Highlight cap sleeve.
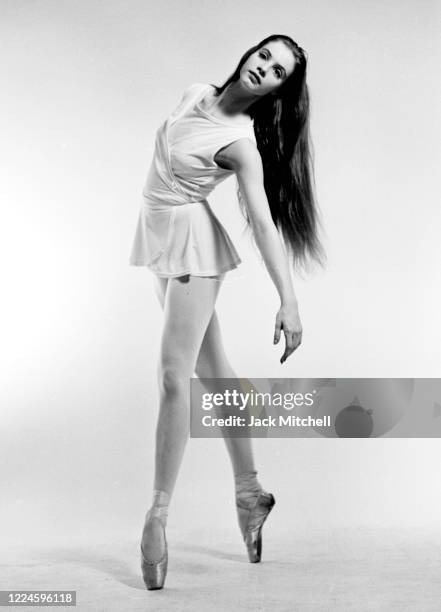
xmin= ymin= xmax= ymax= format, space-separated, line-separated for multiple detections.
xmin=179 ymin=82 xmax=208 ymax=103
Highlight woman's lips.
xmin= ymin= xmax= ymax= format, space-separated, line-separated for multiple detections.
xmin=249 ymin=70 xmax=260 ymax=84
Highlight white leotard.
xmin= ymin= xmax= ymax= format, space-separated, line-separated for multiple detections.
xmin=129 ymin=82 xmax=255 ymax=277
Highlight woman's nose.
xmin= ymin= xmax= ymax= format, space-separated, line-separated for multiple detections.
xmin=257 ymin=66 xmax=265 ymax=78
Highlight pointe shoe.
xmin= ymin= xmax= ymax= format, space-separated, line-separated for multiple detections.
xmin=236 ymin=490 xmax=275 ymax=563
xmin=140 ymin=515 xmax=168 ymax=590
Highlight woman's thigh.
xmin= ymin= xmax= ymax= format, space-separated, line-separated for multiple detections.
xmin=154 ymin=276 xmax=169 ymax=310
xmin=157 ymin=274 xmax=223 ymax=378
xmin=153 ymin=273 xmax=225 ymax=310
xmin=195 ymin=310 xmax=229 ymax=378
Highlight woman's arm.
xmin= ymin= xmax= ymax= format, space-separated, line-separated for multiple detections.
xmin=219 ymin=138 xmax=303 ymax=362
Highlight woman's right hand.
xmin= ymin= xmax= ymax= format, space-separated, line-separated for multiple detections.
xmin=273 ymin=301 xmax=303 ymax=364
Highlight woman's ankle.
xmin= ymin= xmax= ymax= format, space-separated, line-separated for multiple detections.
xmin=146 ymin=488 xmax=171 ymax=527
xmin=234 ymin=470 xmax=263 ymax=507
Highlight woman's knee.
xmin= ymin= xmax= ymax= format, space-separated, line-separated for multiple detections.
xmin=158 ymin=363 xmax=190 ymax=397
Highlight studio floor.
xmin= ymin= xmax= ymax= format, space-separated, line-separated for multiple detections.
xmin=2 ymin=526 xmax=440 ymax=611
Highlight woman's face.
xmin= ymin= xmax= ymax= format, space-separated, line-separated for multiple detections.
xmin=239 ymin=40 xmax=296 ymax=97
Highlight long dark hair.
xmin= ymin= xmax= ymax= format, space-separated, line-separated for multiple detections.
xmin=213 ymin=34 xmax=325 ymax=273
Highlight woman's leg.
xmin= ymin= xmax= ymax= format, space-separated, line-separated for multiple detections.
xmin=150 ymin=274 xmax=270 ymax=567
xmin=153 ymin=274 xmax=223 ymax=495
xmin=143 ymin=273 xmax=223 ymax=566
xmin=154 ymin=275 xmax=256 ymax=476
xmin=194 ymin=310 xmax=257 ymax=476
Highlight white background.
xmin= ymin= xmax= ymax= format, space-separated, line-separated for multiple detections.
xmin=1 ymin=0 xmax=441 ymax=548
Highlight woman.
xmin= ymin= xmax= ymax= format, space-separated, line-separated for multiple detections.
xmin=129 ymin=34 xmax=324 ymax=590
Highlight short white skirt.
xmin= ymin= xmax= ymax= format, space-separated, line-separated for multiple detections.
xmin=129 ymin=198 xmax=242 ymax=278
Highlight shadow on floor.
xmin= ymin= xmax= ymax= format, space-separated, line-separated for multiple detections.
xmin=174 ymin=541 xmax=245 ymax=564
xmin=34 ymin=546 xmax=144 ymax=590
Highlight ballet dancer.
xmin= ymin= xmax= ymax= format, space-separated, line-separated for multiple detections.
xmin=129 ymin=33 xmax=324 ymax=590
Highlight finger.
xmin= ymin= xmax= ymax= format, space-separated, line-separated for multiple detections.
xmin=281 ymin=332 xmax=302 ymax=363
xmin=293 ymin=331 xmax=303 ymax=350
xmin=273 ymin=320 xmax=282 ymax=344
xmin=280 ymin=332 xmax=295 ymax=363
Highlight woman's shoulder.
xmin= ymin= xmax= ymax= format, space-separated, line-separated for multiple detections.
xmin=180 ymin=82 xmax=210 ymax=99
xmin=217 ymin=137 xmax=260 ymax=172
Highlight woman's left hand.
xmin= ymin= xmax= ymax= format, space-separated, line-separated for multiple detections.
xmin=273 ymin=302 xmax=303 ymax=364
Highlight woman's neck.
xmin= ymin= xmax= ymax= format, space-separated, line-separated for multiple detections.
xmin=205 ymin=82 xmax=257 ymax=119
